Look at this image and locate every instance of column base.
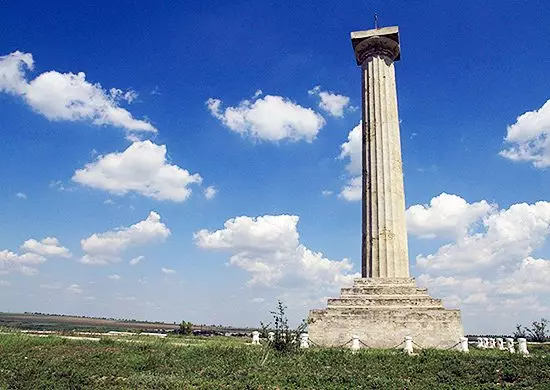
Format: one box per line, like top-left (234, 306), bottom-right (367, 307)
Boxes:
top-left (308, 278), bottom-right (463, 349)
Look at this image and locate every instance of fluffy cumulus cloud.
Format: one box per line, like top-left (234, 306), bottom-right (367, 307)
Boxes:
top-left (204, 186), bottom-right (217, 200)
top-left (337, 123), bottom-right (362, 201)
top-left (73, 141), bottom-right (202, 202)
top-left (500, 99), bottom-right (550, 168)
top-left (496, 257), bottom-right (550, 295)
top-left (406, 193), bottom-right (494, 239)
top-left (0, 51), bottom-right (155, 133)
top-left (308, 86), bottom-right (351, 118)
top-left (414, 200), bottom-right (550, 272)
top-left (206, 93), bottom-right (325, 142)
top-left (409, 194), bottom-right (550, 330)
top-left (0, 236), bottom-right (70, 276)
top-left (339, 176), bottom-right (362, 202)
top-left (20, 237), bottom-right (71, 258)
top-left (339, 122), bottom-right (361, 175)
top-left (194, 215), bottom-right (359, 290)
top-left (0, 250), bottom-right (44, 276)
top-left (80, 211), bottom-right (170, 265)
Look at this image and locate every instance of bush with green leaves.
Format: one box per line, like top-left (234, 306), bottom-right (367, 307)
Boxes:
top-left (177, 320), bottom-right (193, 335)
top-left (514, 318), bottom-right (549, 342)
top-left (261, 301), bottom-right (307, 353)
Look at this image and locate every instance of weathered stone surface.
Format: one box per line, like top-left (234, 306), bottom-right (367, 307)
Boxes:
top-left (308, 278), bottom-right (463, 348)
top-left (358, 28), bottom-right (409, 279)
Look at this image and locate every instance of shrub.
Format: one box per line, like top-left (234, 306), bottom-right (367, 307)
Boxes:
top-left (514, 318), bottom-right (549, 342)
top-left (261, 300), bottom-right (306, 354)
top-left (178, 320), bottom-right (193, 336)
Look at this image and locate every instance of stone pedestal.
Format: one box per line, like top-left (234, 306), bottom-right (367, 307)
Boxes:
top-left (308, 278), bottom-right (463, 348)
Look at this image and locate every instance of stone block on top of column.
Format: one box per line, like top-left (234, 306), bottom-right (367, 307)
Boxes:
top-left (351, 26), bottom-right (400, 64)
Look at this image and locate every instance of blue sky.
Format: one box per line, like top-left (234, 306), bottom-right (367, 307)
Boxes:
top-left (1, 0), bottom-right (550, 334)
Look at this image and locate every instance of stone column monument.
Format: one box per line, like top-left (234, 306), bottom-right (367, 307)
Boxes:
top-left (308, 26), bottom-right (464, 348)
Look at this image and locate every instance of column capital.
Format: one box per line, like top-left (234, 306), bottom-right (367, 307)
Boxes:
top-left (351, 26), bottom-right (400, 65)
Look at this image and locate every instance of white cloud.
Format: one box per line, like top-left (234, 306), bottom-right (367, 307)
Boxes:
top-left (116, 295), bottom-right (136, 301)
top-left (338, 123), bottom-right (362, 201)
top-left (73, 141), bottom-right (202, 202)
top-left (194, 214), bottom-right (358, 289)
top-left (129, 255), bottom-right (144, 266)
top-left (108, 274), bottom-right (121, 281)
top-left (0, 250), bottom-right (46, 265)
top-left (80, 211), bottom-right (171, 265)
top-left (0, 51), bottom-right (33, 94)
top-left (321, 190), bottom-right (333, 196)
top-left (21, 237), bottom-right (71, 258)
top-left (161, 267), bottom-right (175, 274)
top-left (109, 88), bottom-right (138, 104)
top-left (0, 51), bottom-right (155, 133)
top-left (1, 236), bottom-right (70, 275)
top-left (500, 99), bottom-right (550, 168)
top-left (339, 176), bottom-right (361, 201)
top-left (339, 122), bottom-right (361, 174)
top-left (406, 193), bottom-right (494, 239)
top-left (308, 86), bottom-right (351, 117)
top-left (206, 94), bottom-right (325, 142)
top-left (39, 283), bottom-right (62, 290)
top-left (0, 280), bottom-right (11, 287)
top-left (496, 257), bottom-right (550, 295)
top-left (49, 180), bottom-right (76, 192)
top-left (15, 192), bottom-right (27, 199)
top-left (67, 284), bottom-right (82, 294)
top-left (204, 186), bottom-right (217, 200)
top-left (251, 297), bottom-right (265, 303)
top-left (410, 194), bottom-right (550, 332)
top-left (416, 199), bottom-right (550, 272)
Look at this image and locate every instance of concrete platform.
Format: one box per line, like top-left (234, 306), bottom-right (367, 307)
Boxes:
top-left (308, 278), bottom-right (463, 349)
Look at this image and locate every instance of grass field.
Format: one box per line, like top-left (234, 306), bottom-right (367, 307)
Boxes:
top-left (1, 332), bottom-right (550, 389)
top-left (0, 312), bottom-right (252, 334)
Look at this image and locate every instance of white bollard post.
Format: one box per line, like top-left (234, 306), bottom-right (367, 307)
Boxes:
top-left (488, 338), bottom-right (496, 349)
top-left (268, 332), bottom-right (274, 342)
top-left (404, 336), bottom-right (414, 355)
top-left (350, 335), bottom-right (361, 352)
top-left (476, 337), bottom-right (484, 349)
top-left (506, 338), bottom-right (515, 353)
top-left (518, 338), bottom-right (529, 355)
top-left (300, 333), bottom-right (309, 349)
top-left (460, 337), bottom-right (469, 353)
top-left (496, 338), bottom-right (505, 351)
top-left (252, 331), bottom-right (260, 345)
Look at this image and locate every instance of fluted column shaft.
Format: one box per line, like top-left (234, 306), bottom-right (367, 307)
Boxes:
top-left (360, 53), bottom-right (409, 278)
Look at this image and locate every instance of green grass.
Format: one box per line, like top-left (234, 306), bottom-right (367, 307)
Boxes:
top-left (1, 333), bottom-right (549, 389)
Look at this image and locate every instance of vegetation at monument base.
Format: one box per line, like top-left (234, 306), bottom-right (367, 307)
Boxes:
top-left (261, 300), bottom-right (307, 353)
top-left (1, 333), bottom-right (550, 389)
top-left (514, 318), bottom-right (550, 342)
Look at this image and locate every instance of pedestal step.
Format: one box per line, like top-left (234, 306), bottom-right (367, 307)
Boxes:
top-left (328, 295), bottom-right (442, 308)
top-left (352, 277), bottom-right (416, 286)
top-left (341, 286), bottom-right (428, 295)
